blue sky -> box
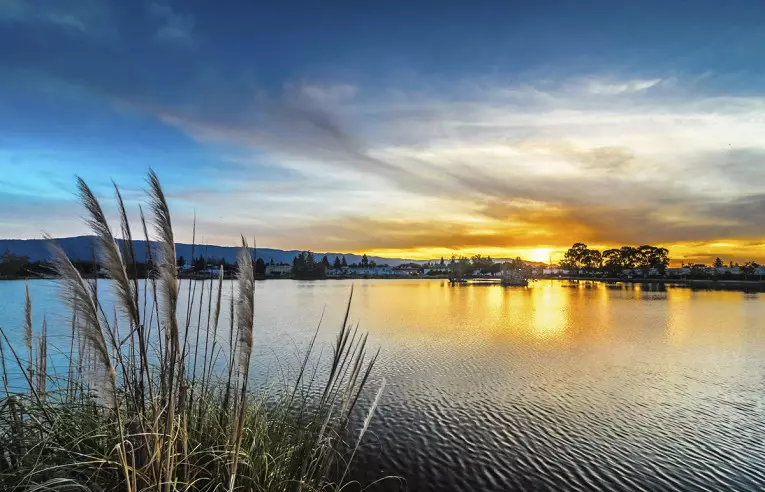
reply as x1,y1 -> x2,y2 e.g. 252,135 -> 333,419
2,0 -> 765,262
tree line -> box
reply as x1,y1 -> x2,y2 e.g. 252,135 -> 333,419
559,243 -> 670,276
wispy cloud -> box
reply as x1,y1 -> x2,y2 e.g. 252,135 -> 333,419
0,0 -> 112,36
583,78 -> 662,95
149,2 -> 194,45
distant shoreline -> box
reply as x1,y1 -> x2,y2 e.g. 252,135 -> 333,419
5,274 -> 764,290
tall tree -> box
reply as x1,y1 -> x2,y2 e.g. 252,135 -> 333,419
602,249 -> 622,276
322,255 -> 331,269
741,261 -> 760,278
561,243 -> 589,274
333,256 -> 342,269
0,251 -> 31,276
255,257 -> 266,276
583,249 -> 602,273
619,246 -> 638,269
714,257 -> 724,268
636,245 -> 669,276
361,254 -> 369,267
292,251 -> 326,279
341,256 -> 348,267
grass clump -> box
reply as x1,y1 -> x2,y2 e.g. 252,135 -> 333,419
0,171 -> 384,491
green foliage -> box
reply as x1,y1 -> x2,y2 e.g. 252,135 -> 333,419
741,261 -> 761,278
471,254 -> 497,273
449,256 -> 473,279
0,251 -> 49,278
292,251 -> 327,279
502,257 -> 532,277
560,243 -> 589,273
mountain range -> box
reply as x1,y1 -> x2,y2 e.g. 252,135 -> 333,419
0,236 -> 417,266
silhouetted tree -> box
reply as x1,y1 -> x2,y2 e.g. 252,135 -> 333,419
0,251 -> 32,277
292,251 -> 326,279
636,245 -> 669,276
471,254 -> 495,273
602,249 -> 622,276
560,243 -> 589,274
450,256 -> 473,279
255,257 -> 266,276
361,254 -> 369,267
583,249 -> 602,273
177,256 -> 186,268
341,256 -> 348,267
741,261 -> 760,279
333,256 -> 342,269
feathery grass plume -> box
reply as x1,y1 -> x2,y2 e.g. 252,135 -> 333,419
236,237 -> 254,377
113,181 -> 140,317
139,204 -> 162,372
229,236 -> 255,492
147,169 -> 182,489
113,180 -> 146,406
147,169 -> 179,352
46,237 -> 117,408
47,237 -> 134,492
77,177 -> 140,329
24,281 -> 33,385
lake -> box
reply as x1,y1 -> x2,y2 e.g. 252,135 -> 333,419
2,278 -> 765,491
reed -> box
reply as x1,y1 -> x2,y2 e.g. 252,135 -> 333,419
0,171 -> 385,491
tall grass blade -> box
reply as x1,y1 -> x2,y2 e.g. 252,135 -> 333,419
24,281 -> 33,384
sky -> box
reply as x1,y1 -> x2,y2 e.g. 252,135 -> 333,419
1,0 -> 765,264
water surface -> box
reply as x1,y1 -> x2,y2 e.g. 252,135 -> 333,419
2,279 -> 764,491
